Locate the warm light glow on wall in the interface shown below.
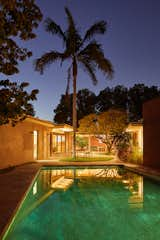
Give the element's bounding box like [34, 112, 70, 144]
[33, 130, 38, 159]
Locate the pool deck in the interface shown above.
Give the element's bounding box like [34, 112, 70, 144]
[1, 160, 160, 239]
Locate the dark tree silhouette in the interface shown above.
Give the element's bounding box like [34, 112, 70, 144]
[0, 0, 42, 125]
[54, 84, 160, 124]
[128, 84, 160, 121]
[96, 85, 128, 112]
[96, 87, 113, 112]
[112, 85, 128, 110]
[54, 89, 96, 125]
[0, 80, 38, 126]
[77, 89, 97, 121]
[54, 94, 72, 124]
[0, 0, 42, 74]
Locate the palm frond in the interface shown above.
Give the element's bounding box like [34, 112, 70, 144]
[79, 41, 114, 78]
[78, 58, 98, 85]
[83, 21, 107, 43]
[65, 7, 82, 53]
[44, 18, 66, 42]
[79, 41, 102, 57]
[65, 7, 75, 30]
[34, 51, 64, 74]
[92, 50, 114, 79]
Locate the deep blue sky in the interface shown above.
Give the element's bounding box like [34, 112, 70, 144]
[3, 0, 160, 121]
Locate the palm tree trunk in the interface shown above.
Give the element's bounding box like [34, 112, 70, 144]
[72, 57, 77, 159]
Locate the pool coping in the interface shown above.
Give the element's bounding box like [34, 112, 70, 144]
[1, 160, 160, 239]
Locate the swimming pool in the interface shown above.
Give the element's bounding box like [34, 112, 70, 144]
[3, 166, 160, 240]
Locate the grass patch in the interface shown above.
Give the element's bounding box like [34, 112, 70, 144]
[60, 156, 114, 162]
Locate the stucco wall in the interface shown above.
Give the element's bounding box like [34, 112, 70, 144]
[143, 97, 160, 168]
[0, 120, 51, 169]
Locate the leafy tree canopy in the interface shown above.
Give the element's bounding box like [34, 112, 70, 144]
[0, 0, 42, 75]
[128, 84, 160, 121]
[96, 85, 128, 112]
[54, 84, 160, 124]
[0, 80, 39, 126]
[76, 136, 88, 150]
[78, 109, 128, 153]
[54, 89, 96, 125]
[0, 0, 42, 125]
[54, 94, 72, 125]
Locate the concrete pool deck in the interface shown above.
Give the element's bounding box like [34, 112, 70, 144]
[1, 160, 160, 239]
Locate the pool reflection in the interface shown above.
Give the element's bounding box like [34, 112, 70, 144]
[36, 167, 144, 209]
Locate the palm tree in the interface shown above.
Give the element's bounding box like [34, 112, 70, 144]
[35, 7, 114, 158]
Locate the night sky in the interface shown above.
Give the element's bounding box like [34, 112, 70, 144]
[3, 0, 160, 121]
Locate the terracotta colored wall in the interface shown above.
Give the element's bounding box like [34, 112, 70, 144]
[143, 97, 160, 169]
[90, 136, 106, 148]
[0, 120, 51, 169]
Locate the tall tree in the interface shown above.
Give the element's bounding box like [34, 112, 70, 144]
[35, 7, 113, 157]
[54, 89, 96, 125]
[112, 85, 128, 110]
[77, 89, 97, 121]
[96, 85, 128, 112]
[96, 87, 112, 112]
[54, 94, 72, 124]
[0, 0, 42, 124]
[79, 109, 128, 153]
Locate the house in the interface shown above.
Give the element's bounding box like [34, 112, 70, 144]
[0, 116, 72, 169]
[0, 115, 143, 169]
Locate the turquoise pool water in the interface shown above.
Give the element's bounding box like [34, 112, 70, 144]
[3, 166, 160, 240]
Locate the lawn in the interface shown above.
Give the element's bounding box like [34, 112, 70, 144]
[60, 156, 114, 162]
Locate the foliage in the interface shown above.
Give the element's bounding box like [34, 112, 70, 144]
[0, 0, 42, 75]
[60, 156, 114, 162]
[0, 0, 42, 125]
[128, 84, 160, 121]
[54, 94, 72, 124]
[76, 136, 88, 150]
[79, 109, 128, 153]
[0, 80, 39, 126]
[96, 85, 128, 112]
[54, 84, 160, 124]
[79, 113, 99, 134]
[77, 89, 97, 120]
[115, 132, 131, 161]
[54, 89, 96, 125]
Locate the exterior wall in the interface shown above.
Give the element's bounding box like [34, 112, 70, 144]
[143, 97, 160, 168]
[0, 120, 52, 169]
[90, 136, 107, 152]
[126, 124, 143, 153]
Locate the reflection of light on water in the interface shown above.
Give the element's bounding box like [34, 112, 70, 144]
[33, 181, 37, 195]
[76, 168, 120, 178]
[122, 180, 130, 184]
[128, 176, 143, 209]
[50, 168, 121, 179]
